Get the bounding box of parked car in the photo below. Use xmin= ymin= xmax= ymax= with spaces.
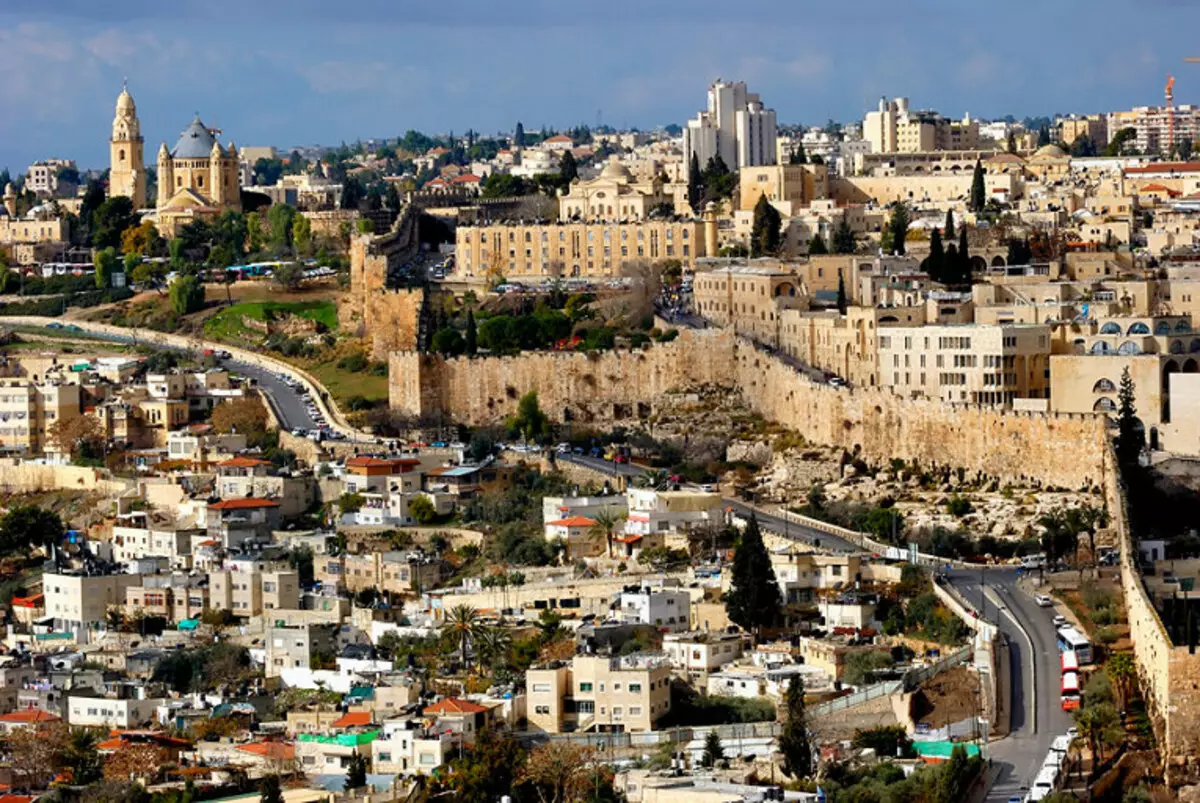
xmin=1035 ymin=594 xmax=1053 ymax=607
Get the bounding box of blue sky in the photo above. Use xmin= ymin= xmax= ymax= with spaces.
xmin=1 ymin=0 xmax=1197 ymax=172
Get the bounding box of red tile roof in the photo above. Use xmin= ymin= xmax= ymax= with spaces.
xmin=424 ymin=698 xmax=487 ymax=716
xmin=1140 ymin=183 xmax=1180 ymax=196
xmin=10 ymin=594 xmax=43 ymax=608
xmin=0 ymin=794 xmax=36 ymax=803
xmin=237 ymin=741 xmax=295 ymax=761
xmin=208 ymin=498 xmax=280 ymax=510
xmin=0 ymin=709 xmax=60 ymax=723
xmin=346 ymin=456 xmax=421 ymax=471
xmin=217 ymin=457 xmax=271 ymax=468
xmin=546 ymin=516 xmax=597 ymax=528
xmin=545 ymin=135 xmax=574 ymax=143
xmin=331 ymin=711 xmax=372 ymax=728
xmin=452 ymin=174 xmax=482 ymax=184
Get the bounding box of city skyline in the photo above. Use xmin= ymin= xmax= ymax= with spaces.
xmin=2 ymin=0 xmax=1199 ymax=170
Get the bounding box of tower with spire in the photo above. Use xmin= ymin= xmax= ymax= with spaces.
xmin=110 ymin=80 xmax=147 ymax=208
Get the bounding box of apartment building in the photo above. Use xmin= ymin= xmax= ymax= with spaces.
xmin=371 ymin=720 xmax=454 ymax=776
xmin=0 ymin=379 xmax=81 ymax=454
xmin=44 ymin=572 xmax=141 ymax=640
xmin=863 ymin=97 xmax=980 ymax=153
xmin=1059 ymin=115 xmax=1107 ymax=148
xmin=265 ymin=622 xmax=337 ymax=677
xmin=125 ymin=573 xmax=209 ymax=623
xmin=205 ymin=498 xmax=281 ymax=548
xmin=319 ymin=550 xmax=445 ymax=596
xmin=737 ymin=163 xmax=828 ymax=215
xmin=111 ymin=511 xmax=203 ymax=568
xmin=209 ymin=554 xmax=299 ymax=617
xmin=454 ymin=219 xmax=706 ymax=281
xmin=526 ymin=653 xmax=672 ymax=733
xmin=67 ymin=694 xmax=164 ymax=729
xmin=616 ymin=585 xmax=693 ymax=633
xmin=769 ymin=551 xmax=863 ymax=605
xmin=215 ymin=459 xmax=315 ymax=518
xmin=683 ymin=80 xmax=778 ymax=180
xmin=622 ymin=488 xmax=726 ymax=547
xmin=877 ymin=323 xmax=1052 ymax=405
xmin=691 ymin=264 xmax=808 ymax=347
xmin=662 ymin=631 xmax=745 ymax=677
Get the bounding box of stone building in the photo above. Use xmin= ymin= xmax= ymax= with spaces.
xmin=452 ymin=218 xmax=706 ymax=281
xmin=154 ymin=114 xmax=241 ymax=237
xmin=558 ymin=160 xmax=668 ymax=222
xmin=109 ymin=85 xmax=147 ymax=209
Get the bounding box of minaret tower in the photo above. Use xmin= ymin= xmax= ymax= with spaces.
xmin=110 ymin=79 xmax=146 ymax=208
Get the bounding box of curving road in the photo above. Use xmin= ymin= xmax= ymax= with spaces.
xmin=945 ymin=570 xmax=1073 ymax=802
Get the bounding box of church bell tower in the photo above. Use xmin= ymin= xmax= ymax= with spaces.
xmin=110 ymin=80 xmax=146 ymax=209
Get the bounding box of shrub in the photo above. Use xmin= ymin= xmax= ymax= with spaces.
xmin=337 ymin=352 xmax=369 ymax=372
xmin=946 ymin=495 xmax=974 ymax=517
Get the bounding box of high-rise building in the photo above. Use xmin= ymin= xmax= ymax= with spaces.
xmin=683 ymin=80 xmax=777 ymax=179
xmin=109 ymin=83 xmax=146 ymax=209
xmin=863 ymin=97 xmax=979 ymax=154
xmin=1111 ymin=105 xmax=1200 ymax=155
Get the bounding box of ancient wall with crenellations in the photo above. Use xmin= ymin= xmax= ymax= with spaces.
xmin=339 ymin=204 xmax=422 ymax=359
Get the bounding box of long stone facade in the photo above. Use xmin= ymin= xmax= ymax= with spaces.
xmin=340 ymin=205 xmax=422 ymax=359
xmin=389 ymin=328 xmax=1106 ymax=490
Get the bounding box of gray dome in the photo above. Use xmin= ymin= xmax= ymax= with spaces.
xmin=172 ymin=115 xmax=218 ymax=159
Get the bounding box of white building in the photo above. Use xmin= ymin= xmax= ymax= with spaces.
xmin=683 ymin=80 xmax=777 ymax=179
xmin=371 ymin=720 xmax=455 ymax=776
xmin=68 ymin=695 xmax=165 ymax=729
xmin=616 ymin=584 xmax=692 ymax=633
xmin=663 ymin=631 xmax=746 ymax=676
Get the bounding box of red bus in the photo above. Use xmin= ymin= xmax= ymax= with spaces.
xmin=1061 ymin=671 xmax=1080 ymax=711
xmin=1061 ymin=650 xmax=1079 ymax=676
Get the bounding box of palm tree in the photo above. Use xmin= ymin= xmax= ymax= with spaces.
xmin=66 ymin=726 xmax=101 ymax=785
xmin=589 ymin=509 xmax=622 ymax=558
xmin=442 ymin=605 xmax=480 ymax=670
xmin=474 ymin=626 xmax=512 ymax=675
xmin=1106 ymin=653 xmax=1136 ymax=710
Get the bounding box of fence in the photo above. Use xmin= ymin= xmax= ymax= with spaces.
xmin=808 ymin=680 xmax=902 ymax=719
xmin=766 ymin=507 xmax=976 ymax=569
xmin=902 ymin=645 xmax=974 ymax=691
xmin=526 ymin=720 xmax=782 ymax=751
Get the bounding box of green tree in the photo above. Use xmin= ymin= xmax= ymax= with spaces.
xmin=687 ymin=152 xmax=704 ymax=213
xmin=925 ymin=227 xmax=945 ymax=283
xmin=1038 ymin=125 xmax=1052 ymax=147
xmin=292 ymin=214 xmax=313 ymax=257
xmin=0 ymin=504 xmax=64 ymax=556
xmin=1117 ymin=366 xmax=1143 ymax=465
xmin=341 ymin=177 xmax=364 ymax=210
xmin=560 ymin=151 xmax=579 ymax=184
xmin=750 ymin=194 xmax=782 ymax=256
xmin=431 ymin=327 xmax=465 ymax=356
xmin=266 ymin=203 xmax=297 ymax=253
xmin=779 ymin=676 xmax=812 ymax=778
xmin=1007 ymin=130 xmax=1017 ymax=154
xmin=94 ymin=246 xmax=118 ymax=290
xmin=442 ymin=604 xmax=480 ymax=667
xmin=808 ymin=234 xmax=828 ymax=255
xmin=260 ymin=774 xmax=283 ymax=803
xmin=65 ymin=726 xmax=102 ymax=785
xmin=970 ymin=159 xmax=986 ymax=213
xmin=944 ymin=209 xmax=955 ymax=241
xmin=836 ymin=269 xmax=847 ymax=314
xmin=956 ymin=227 xmax=971 ymax=284
xmin=344 ymin=750 xmax=368 ymax=790
xmin=246 ymin=211 xmax=266 ymax=253
xmin=509 ymin=390 xmax=549 ymax=444
xmin=272 ymin=262 xmax=305 ymax=292
xmin=789 ymin=141 xmax=808 ymax=164
xmin=1106 ymin=652 xmax=1136 ymax=709
xmin=1105 ymin=127 xmax=1137 ymax=157
xmin=886 ymin=202 xmax=910 ymax=256
xmin=937 ymin=744 xmax=979 ymax=803
xmin=408 ymin=495 xmax=438 ymax=524
xmin=515 ymin=121 xmax=525 ymax=149
xmin=701 ymin=730 xmax=725 ymax=767
xmin=443 ymin=727 xmax=527 ymax=802
xmin=122 ymin=251 xmax=140 ymax=278
xmin=725 ymin=514 xmax=783 ymax=634
xmin=832 ymin=219 xmax=856 ymax=254
xmin=169 ymin=274 xmax=205 ymax=316
xmin=1070 ymin=134 xmax=1098 ymax=158
xmin=465 ymin=310 xmax=478 ymax=356
xmin=90 ymin=196 xmax=139 ymax=249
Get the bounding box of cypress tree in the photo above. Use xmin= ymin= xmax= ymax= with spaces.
xmin=514 ymin=121 xmax=525 ymax=149
xmin=465 ymin=310 xmax=478 ymax=356
xmin=927 ymin=228 xmax=945 ymax=283
xmin=687 ymin=152 xmax=703 ymax=213
xmin=779 ymin=676 xmax=812 ymax=778
xmin=944 ymin=210 xmax=955 ymax=241
xmin=832 ymin=220 xmax=856 ymax=254
xmin=1007 ymin=130 xmax=1017 ymax=154
xmin=808 ymin=234 xmax=828 ymax=255
xmin=886 ymin=202 xmax=910 ymax=256
xmin=1116 ymin=366 xmax=1144 ymax=465
xmin=725 ymin=513 xmax=782 ymax=635
xmin=958 ymin=228 xmax=971 ymax=284
xmin=836 ymin=269 xmax=847 ymax=314
xmin=970 ymin=159 xmax=986 ymax=213
xmin=789 ymin=141 xmax=808 ymax=164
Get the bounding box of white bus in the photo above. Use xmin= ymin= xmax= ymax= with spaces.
xmin=1056 ymin=626 xmax=1093 ymax=664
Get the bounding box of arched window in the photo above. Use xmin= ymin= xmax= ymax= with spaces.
xmin=1155 ymin=320 xmax=1171 ymax=335
xmin=1090 ymin=341 xmax=1112 ymax=355
xmin=1128 ymin=322 xmax=1150 ymax=335
xmin=1092 ymin=378 xmax=1116 ymax=393
xmin=1093 ymin=397 xmax=1116 ymax=413
xmin=1190 ymin=339 xmax=1200 ymax=353
xmin=1117 ymin=341 xmax=1141 ymax=355
xmin=1177 ymin=320 xmax=1192 ymax=332
xmin=1170 ymin=340 xmax=1185 ymax=354
xmin=1099 ymin=322 xmax=1121 ymax=335
xmin=119 ymin=149 xmax=125 ymax=161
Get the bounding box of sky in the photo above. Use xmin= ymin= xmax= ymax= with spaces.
xmin=1 ymin=0 xmax=1198 ymax=172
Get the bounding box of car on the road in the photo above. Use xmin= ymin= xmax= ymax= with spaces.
xmin=46 ymin=322 xmax=63 ymax=329
xmin=1035 ymin=594 xmax=1053 ymax=607
xmin=697 ymin=483 xmax=718 ymax=493
xmin=1053 ymin=614 xmax=1067 ymax=627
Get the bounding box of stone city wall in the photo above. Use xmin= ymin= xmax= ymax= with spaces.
xmin=1110 ymin=446 xmax=1200 ymax=788
xmin=0 ymin=460 xmax=131 ymax=496
xmin=390 ymin=328 xmax=1107 ymax=490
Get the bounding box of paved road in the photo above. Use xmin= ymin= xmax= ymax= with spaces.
xmin=945 ymin=570 xmax=1073 ymax=802
xmin=38 ymin=326 xmax=323 ymax=432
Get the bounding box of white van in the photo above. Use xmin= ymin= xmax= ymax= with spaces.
xmin=1028 ymin=766 xmax=1058 ymax=801
xmin=1021 ymin=553 xmax=1048 ymax=570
